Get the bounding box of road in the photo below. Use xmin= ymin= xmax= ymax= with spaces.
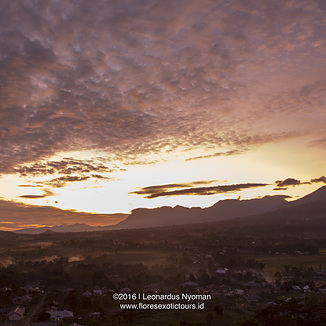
xmin=19 ymin=292 xmax=47 ymax=326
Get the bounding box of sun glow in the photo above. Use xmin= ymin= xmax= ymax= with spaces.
xmin=1 ymin=138 xmax=323 ymax=220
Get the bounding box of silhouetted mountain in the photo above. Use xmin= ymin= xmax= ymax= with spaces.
xmin=42 ymin=229 xmax=57 ymax=235
xmin=114 ymin=195 xmax=287 ymax=229
xmin=16 ymin=223 xmax=114 ymax=234
xmin=0 ymin=230 xmax=15 ymax=237
xmin=15 ymin=186 xmax=326 ymax=233
xmin=199 ymin=195 xmax=287 ymax=221
xmin=289 ymin=185 xmax=326 ymax=206
xmin=227 ymin=200 xmax=326 ymax=233
xmin=115 ymin=206 xmax=203 ymax=229
xmin=115 ymin=186 xmax=326 ymax=230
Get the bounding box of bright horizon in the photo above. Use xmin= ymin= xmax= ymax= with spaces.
xmin=0 ymin=0 xmax=325 ymax=230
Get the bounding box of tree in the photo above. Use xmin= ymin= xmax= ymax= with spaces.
xmin=37 ymin=312 xmax=51 ymax=321
xmin=214 ymin=303 xmax=223 ymax=317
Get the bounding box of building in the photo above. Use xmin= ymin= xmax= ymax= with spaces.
xmin=47 ymin=310 xmax=74 ymax=321
xmin=7 ymin=307 xmax=25 ymax=321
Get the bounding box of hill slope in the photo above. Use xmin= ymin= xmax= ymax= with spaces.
xmin=114 ymin=195 xmax=287 ymax=229
xmin=115 ymin=186 xmax=326 ymax=230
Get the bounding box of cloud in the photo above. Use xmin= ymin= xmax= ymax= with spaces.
xmin=131 ymin=180 xmax=221 ymax=197
xmin=43 ymin=176 xmax=90 ymax=188
xmin=309 ymin=136 xmax=326 ymax=148
xmin=0 ymin=0 xmax=324 ymax=173
xmin=311 ymin=176 xmax=326 ymax=184
xmin=273 ymin=175 xmax=326 ymax=190
xmin=13 ymin=158 xmax=112 ymax=177
xmin=185 ymin=150 xmax=244 ymax=161
xmin=131 ymin=182 xmax=268 ymax=199
xmin=274 ymin=177 xmax=306 ymax=190
xmin=12 ymin=158 xmax=114 ymax=187
xmin=275 ymin=178 xmax=302 ymax=189
xmin=0 ymin=199 xmax=127 ymax=231
xmin=43 ymin=174 xmax=111 ymax=188
xmin=19 ymin=189 xmax=56 ymax=199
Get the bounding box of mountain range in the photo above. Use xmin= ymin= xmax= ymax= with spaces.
xmin=15 ymin=186 xmax=326 ymax=234
xmin=15 ymin=223 xmax=114 ymax=234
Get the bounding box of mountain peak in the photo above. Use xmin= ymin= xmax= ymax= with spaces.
xmin=291 ymin=185 xmax=326 ymax=206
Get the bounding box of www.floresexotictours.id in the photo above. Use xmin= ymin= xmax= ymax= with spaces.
xmin=120 ymin=302 xmax=205 ymax=310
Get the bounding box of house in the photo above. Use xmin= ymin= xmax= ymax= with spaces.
xmin=234 ymin=289 xmax=245 ymax=295
xmin=93 ymin=289 xmax=102 ymax=296
xmin=7 ymin=307 xmax=25 ymax=321
xmin=12 ymin=295 xmax=32 ymax=305
xmin=82 ymin=291 xmax=92 ymax=297
xmin=215 ymin=268 xmax=228 ymax=274
xmin=47 ymin=310 xmax=74 ymax=321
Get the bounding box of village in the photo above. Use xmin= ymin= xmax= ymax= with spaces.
xmin=1 ymin=227 xmax=326 ymax=325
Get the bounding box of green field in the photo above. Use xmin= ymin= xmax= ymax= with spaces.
xmin=92 ymin=250 xmax=171 ymax=266
xmin=247 ymin=250 xmax=326 ymax=279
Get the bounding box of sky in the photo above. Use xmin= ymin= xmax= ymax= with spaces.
xmin=0 ymin=0 xmax=325 ymax=231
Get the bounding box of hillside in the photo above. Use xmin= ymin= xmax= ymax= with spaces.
xmin=114 ymin=195 xmax=288 ymax=229
xmin=15 ymin=186 xmax=326 ymax=233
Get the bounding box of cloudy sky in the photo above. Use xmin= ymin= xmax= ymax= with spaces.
xmin=0 ymin=0 xmax=325 ymax=230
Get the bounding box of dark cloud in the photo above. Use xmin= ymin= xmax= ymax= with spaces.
xmin=13 ymin=158 xmax=112 ymax=177
xmin=131 ymin=180 xmax=220 ymax=197
xmin=131 ymin=182 xmax=268 ymax=199
xmin=185 ymin=150 xmax=244 ymax=161
xmin=311 ymin=176 xmax=326 ymax=184
xmin=0 ymin=0 xmax=325 ymax=173
xmin=19 ymin=195 xmax=46 ymax=199
xmin=14 ymin=158 xmax=113 ymax=188
xmin=273 ymin=176 xmax=326 ymax=190
xmin=275 ymin=178 xmax=302 ymax=188
xmin=43 ymin=174 xmax=111 ymax=188
xmin=43 ymin=176 xmax=90 ymax=188
xmin=19 ymin=189 xmax=55 ymax=199
xmin=274 ymin=177 xmax=314 ymax=190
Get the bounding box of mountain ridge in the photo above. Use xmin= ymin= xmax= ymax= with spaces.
xmin=113 ymin=194 xmax=289 ymax=229
xmin=14 ymin=186 xmax=326 ymax=234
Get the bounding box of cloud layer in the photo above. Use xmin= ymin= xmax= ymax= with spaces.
xmin=131 ymin=182 xmax=268 ymax=199
xmin=0 ymin=0 xmax=325 ymax=174
xmin=133 ymin=175 xmax=326 ymax=198
xmin=274 ymin=176 xmax=326 ymax=190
